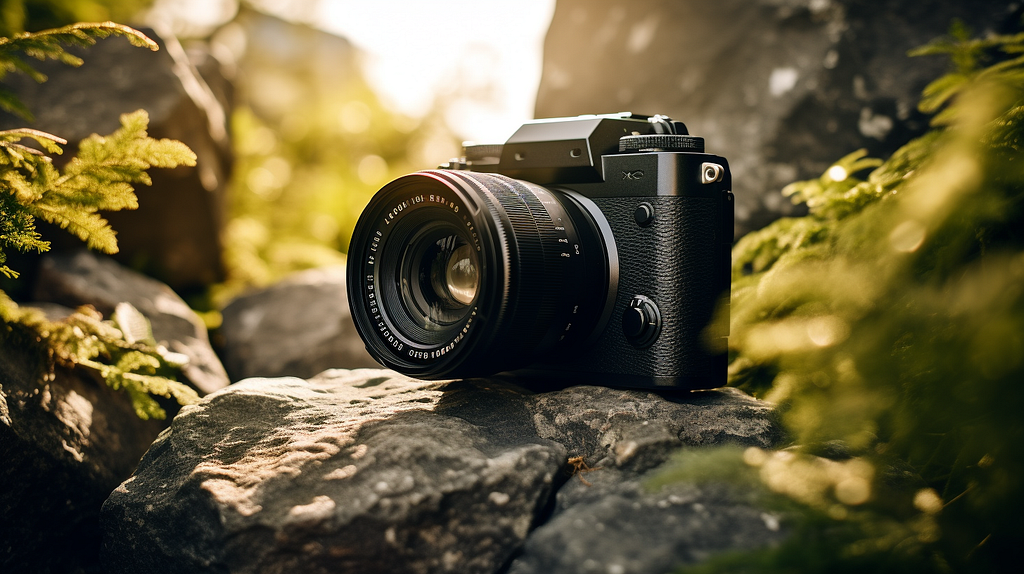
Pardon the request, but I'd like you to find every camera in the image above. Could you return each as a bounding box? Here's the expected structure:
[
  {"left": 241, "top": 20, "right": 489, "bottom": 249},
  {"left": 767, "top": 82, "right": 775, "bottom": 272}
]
[{"left": 346, "top": 113, "right": 733, "bottom": 390}]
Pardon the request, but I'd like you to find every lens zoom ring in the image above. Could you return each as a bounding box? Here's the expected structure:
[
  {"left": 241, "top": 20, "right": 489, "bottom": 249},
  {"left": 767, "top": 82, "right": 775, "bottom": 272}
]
[{"left": 456, "top": 172, "right": 564, "bottom": 359}]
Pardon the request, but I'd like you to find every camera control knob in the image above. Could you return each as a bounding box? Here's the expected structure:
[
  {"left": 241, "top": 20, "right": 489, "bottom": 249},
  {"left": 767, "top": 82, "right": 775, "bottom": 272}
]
[
  {"left": 618, "top": 134, "right": 705, "bottom": 153},
  {"left": 633, "top": 202, "right": 655, "bottom": 226},
  {"left": 622, "top": 295, "right": 661, "bottom": 348}
]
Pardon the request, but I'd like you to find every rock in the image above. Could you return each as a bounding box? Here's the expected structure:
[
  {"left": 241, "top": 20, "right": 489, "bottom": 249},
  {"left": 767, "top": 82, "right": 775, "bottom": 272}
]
[
  {"left": 2, "top": 249, "right": 228, "bottom": 573},
  {"left": 33, "top": 250, "right": 229, "bottom": 395},
  {"left": 523, "top": 384, "right": 782, "bottom": 472},
  {"left": 535, "top": 0, "right": 1021, "bottom": 235},
  {"left": 509, "top": 477, "right": 786, "bottom": 574},
  {"left": 101, "top": 370, "right": 784, "bottom": 573},
  {"left": 218, "top": 266, "right": 379, "bottom": 382},
  {"left": 101, "top": 370, "right": 566, "bottom": 574},
  {"left": 1, "top": 340, "right": 165, "bottom": 574},
  {"left": 0, "top": 27, "right": 231, "bottom": 290},
  {"left": 508, "top": 384, "right": 785, "bottom": 573}
]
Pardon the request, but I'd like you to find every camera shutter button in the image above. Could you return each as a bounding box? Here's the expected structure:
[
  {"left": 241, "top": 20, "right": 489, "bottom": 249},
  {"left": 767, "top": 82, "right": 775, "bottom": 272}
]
[{"left": 623, "top": 295, "right": 661, "bottom": 347}]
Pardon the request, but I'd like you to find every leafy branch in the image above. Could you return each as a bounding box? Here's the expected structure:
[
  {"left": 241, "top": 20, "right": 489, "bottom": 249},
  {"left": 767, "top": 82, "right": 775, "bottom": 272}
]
[
  {"left": 0, "top": 293, "right": 199, "bottom": 420},
  {"left": 1, "top": 22, "right": 200, "bottom": 418},
  {"left": 712, "top": 23, "right": 1024, "bottom": 574},
  {"left": 0, "top": 21, "right": 157, "bottom": 120},
  {"left": 0, "top": 109, "right": 197, "bottom": 277}
]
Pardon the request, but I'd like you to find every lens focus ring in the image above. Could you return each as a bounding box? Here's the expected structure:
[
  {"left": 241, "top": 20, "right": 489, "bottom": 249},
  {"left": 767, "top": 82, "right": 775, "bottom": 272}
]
[{"left": 446, "top": 171, "right": 566, "bottom": 354}]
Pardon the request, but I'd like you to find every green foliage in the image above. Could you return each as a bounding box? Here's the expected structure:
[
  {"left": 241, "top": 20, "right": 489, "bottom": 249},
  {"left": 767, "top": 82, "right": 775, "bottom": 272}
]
[
  {"left": 0, "top": 293, "right": 198, "bottom": 419},
  {"left": 0, "top": 0, "right": 152, "bottom": 37},
  {"left": 1, "top": 109, "right": 197, "bottom": 277},
  {"left": 0, "top": 20, "right": 157, "bottom": 119},
  {"left": 662, "top": 25, "right": 1024, "bottom": 573},
  {"left": 1, "top": 22, "right": 198, "bottom": 418}
]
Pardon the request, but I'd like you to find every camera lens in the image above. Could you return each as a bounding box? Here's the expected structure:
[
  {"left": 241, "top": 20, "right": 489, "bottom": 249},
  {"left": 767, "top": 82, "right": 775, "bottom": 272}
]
[{"left": 347, "top": 170, "right": 617, "bottom": 379}]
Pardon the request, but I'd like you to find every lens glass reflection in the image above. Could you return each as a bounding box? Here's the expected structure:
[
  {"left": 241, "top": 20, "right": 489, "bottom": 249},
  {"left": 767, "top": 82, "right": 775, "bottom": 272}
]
[
  {"left": 426, "top": 235, "right": 478, "bottom": 311},
  {"left": 445, "top": 243, "right": 479, "bottom": 305},
  {"left": 397, "top": 222, "right": 480, "bottom": 335}
]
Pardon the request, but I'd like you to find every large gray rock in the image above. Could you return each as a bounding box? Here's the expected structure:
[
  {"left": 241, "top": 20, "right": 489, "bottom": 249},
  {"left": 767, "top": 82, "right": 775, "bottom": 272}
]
[
  {"left": 509, "top": 384, "right": 785, "bottom": 573},
  {"left": 535, "top": 0, "right": 1019, "bottom": 235},
  {"left": 0, "top": 27, "right": 231, "bottom": 290},
  {"left": 33, "top": 250, "right": 230, "bottom": 394},
  {"left": 510, "top": 476, "right": 785, "bottom": 574},
  {"left": 218, "top": 266, "right": 379, "bottom": 381},
  {"left": 2, "top": 250, "right": 228, "bottom": 574},
  {"left": 524, "top": 384, "right": 782, "bottom": 472},
  {"left": 101, "top": 370, "right": 566, "bottom": 574},
  {"left": 1, "top": 339, "right": 165, "bottom": 574},
  {"left": 101, "top": 370, "right": 784, "bottom": 573}
]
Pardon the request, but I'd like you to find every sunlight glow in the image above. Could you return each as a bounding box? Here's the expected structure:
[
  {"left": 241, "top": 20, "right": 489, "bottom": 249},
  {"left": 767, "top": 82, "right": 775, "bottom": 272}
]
[{"left": 317, "top": 0, "right": 556, "bottom": 142}]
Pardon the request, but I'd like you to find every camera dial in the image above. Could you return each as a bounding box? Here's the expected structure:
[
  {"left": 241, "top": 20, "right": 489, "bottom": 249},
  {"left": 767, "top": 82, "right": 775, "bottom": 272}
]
[
  {"left": 618, "top": 134, "right": 704, "bottom": 153},
  {"left": 622, "top": 295, "right": 661, "bottom": 348}
]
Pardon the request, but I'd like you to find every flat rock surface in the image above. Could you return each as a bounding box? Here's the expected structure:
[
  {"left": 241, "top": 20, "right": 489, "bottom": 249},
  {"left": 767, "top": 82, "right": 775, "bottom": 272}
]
[
  {"left": 102, "top": 371, "right": 566, "bottom": 574},
  {"left": 102, "top": 369, "right": 784, "bottom": 574}
]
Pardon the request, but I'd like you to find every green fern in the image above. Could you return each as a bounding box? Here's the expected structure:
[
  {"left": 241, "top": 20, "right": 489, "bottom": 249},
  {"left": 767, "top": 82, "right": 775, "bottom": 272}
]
[
  {"left": 0, "top": 110, "right": 197, "bottom": 277},
  {"left": 0, "top": 22, "right": 200, "bottom": 418},
  {"left": 0, "top": 293, "right": 198, "bottom": 420},
  {"left": 0, "top": 21, "right": 156, "bottom": 120}
]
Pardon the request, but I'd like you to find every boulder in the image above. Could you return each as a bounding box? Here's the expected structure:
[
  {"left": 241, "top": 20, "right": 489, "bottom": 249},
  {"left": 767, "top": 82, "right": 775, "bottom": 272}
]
[
  {"left": 101, "top": 371, "right": 566, "bottom": 574},
  {"left": 33, "top": 249, "right": 229, "bottom": 395},
  {"left": 0, "top": 27, "right": 231, "bottom": 290},
  {"left": 218, "top": 266, "right": 379, "bottom": 382},
  {"left": 523, "top": 384, "right": 782, "bottom": 472},
  {"left": 101, "top": 369, "right": 784, "bottom": 573},
  {"left": 2, "top": 249, "right": 230, "bottom": 573},
  {"left": 510, "top": 384, "right": 786, "bottom": 573},
  {"left": 0, "top": 340, "right": 165, "bottom": 574},
  {"left": 509, "top": 477, "right": 786, "bottom": 574},
  {"left": 535, "top": 0, "right": 1021, "bottom": 235}
]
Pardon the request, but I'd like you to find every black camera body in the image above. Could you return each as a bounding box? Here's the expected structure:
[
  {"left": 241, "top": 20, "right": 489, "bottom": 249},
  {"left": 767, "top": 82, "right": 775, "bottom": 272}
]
[{"left": 347, "top": 113, "right": 733, "bottom": 390}]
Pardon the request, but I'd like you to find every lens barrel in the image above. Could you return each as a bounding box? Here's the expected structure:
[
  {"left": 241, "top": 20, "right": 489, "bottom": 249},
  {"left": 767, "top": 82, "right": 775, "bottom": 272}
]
[{"left": 347, "top": 170, "right": 615, "bottom": 379}]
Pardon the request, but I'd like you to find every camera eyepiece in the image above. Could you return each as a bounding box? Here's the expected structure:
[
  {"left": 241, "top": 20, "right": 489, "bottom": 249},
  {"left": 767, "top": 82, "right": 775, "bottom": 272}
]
[{"left": 347, "top": 170, "right": 616, "bottom": 379}]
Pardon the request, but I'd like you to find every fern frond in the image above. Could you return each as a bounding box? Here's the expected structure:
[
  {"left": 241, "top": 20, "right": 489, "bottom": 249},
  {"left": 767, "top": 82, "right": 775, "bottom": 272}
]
[
  {"left": 27, "top": 201, "right": 117, "bottom": 252},
  {"left": 0, "top": 296, "right": 198, "bottom": 420},
  {"left": 0, "top": 22, "right": 158, "bottom": 121},
  {"left": 1, "top": 110, "right": 197, "bottom": 257}
]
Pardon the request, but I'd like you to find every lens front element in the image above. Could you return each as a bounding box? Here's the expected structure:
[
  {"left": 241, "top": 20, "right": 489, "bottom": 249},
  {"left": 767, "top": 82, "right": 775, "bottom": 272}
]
[{"left": 443, "top": 243, "right": 479, "bottom": 305}]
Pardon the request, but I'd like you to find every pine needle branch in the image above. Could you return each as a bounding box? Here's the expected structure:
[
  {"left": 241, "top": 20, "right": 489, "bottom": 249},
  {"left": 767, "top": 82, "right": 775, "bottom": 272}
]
[
  {"left": 0, "top": 22, "right": 158, "bottom": 121},
  {"left": 0, "top": 295, "right": 199, "bottom": 420}
]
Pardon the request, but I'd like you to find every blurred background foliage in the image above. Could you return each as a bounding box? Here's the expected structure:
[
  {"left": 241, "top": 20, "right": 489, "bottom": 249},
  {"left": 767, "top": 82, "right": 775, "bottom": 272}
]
[
  {"left": 656, "top": 21, "right": 1024, "bottom": 574},
  {"left": 2, "top": 0, "right": 460, "bottom": 306},
  {"left": 207, "top": 5, "right": 457, "bottom": 304}
]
